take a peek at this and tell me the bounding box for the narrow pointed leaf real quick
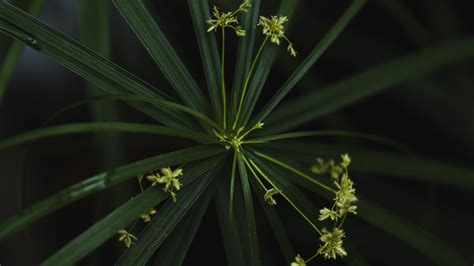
[152,171,216,266]
[0,0,45,101]
[265,38,474,133]
[42,158,219,266]
[0,122,216,151]
[113,0,209,115]
[215,175,246,266]
[264,141,474,190]
[0,1,195,129]
[249,162,296,264]
[187,0,222,122]
[230,0,261,118]
[237,152,261,266]
[0,145,224,240]
[238,0,300,128]
[115,163,220,265]
[250,0,367,125]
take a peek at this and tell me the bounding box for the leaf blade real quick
[0,145,224,240]
[42,158,220,266]
[113,0,209,115]
[0,122,216,151]
[250,0,367,125]
[0,1,195,129]
[265,38,474,133]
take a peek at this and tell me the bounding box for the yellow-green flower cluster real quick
[317,227,347,259]
[147,167,183,202]
[117,229,137,248]
[207,0,250,36]
[257,15,297,56]
[317,154,357,221]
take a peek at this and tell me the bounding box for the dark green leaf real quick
[0,145,224,240]
[237,152,261,266]
[187,0,222,122]
[250,0,367,125]
[115,162,221,265]
[42,158,220,266]
[0,1,195,129]
[113,0,209,115]
[265,38,474,134]
[237,0,300,128]
[0,122,217,151]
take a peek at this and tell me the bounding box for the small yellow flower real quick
[140,208,157,222]
[118,229,137,248]
[290,254,306,266]
[146,173,161,186]
[341,153,351,168]
[318,227,347,259]
[264,188,281,205]
[311,158,328,175]
[160,167,184,202]
[318,207,338,221]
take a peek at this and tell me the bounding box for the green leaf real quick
[247,130,410,152]
[187,0,222,123]
[0,145,224,240]
[250,0,367,126]
[0,122,217,151]
[230,0,261,119]
[356,197,467,266]
[113,0,209,115]
[44,94,223,132]
[42,158,220,266]
[115,162,221,265]
[249,162,296,264]
[265,38,474,134]
[237,0,300,128]
[152,169,216,266]
[0,1,195,129]
[237,153,261,266]
[264,141,474,190]
[0,0,45,102]
[214,174,246,266]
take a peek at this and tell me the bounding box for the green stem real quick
[221,28,227,129]
[254,151,334,192]
[305,251,320,264]
[233,37,269,130]
[248,158,322,235]
[241,151,268,191]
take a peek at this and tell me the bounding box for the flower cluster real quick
[291,254,306,266]
[317,227,347,259]
[117,229,137,248]
[147,167,183,201]
[207,0,250,36]
[311,158,343,180]
[258,15,297,56]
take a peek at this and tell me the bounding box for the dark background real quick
[0,0,473,265]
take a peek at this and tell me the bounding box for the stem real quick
[248,158,322,235]
[221,28,227,129]
[305,251,320,264]
[242,152,268,191]
[233,37,269,130]
[254,151,334,192]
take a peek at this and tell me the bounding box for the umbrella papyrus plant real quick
[0,0,473,265]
